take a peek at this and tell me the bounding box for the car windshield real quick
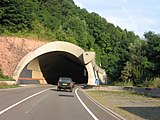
[59,77,72,83]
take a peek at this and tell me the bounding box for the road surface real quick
[0,85,123,120]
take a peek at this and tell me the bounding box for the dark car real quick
[57,77,74,92]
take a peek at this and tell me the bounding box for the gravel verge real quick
[86,90,160,120]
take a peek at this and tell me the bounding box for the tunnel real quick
[37,51,88,85]
[14,41,105,85]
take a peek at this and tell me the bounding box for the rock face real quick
[0,36,47,77]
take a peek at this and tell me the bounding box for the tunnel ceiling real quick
[38,51,88,85]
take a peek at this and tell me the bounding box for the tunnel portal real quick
[14,41,106,85]
[38,51,88,85]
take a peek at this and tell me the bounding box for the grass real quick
[87,90,160,120]
[0,78,15,81]
[0,70,14,81]
[0,82,19,89]
[108,80,134,87]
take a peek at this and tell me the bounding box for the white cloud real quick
[142,18,157,25]
[74,1,85,8]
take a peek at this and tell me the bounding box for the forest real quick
[0,0,159,87]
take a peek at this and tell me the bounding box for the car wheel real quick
[70,89,72,92]
[57,88,61,91]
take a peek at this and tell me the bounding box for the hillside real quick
[0,36,46,76]
[0,0,159,87]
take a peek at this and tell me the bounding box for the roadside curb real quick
[0,84,50,92]
[0,87,22,92]
[83,90,126,120]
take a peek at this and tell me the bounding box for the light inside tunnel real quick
[38,51,88,85]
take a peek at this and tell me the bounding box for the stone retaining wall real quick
[0,36,46,77]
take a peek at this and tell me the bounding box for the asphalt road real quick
[0,85,122,120]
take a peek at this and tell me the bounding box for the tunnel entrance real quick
[14,41,104,85]
[38,51,88,85]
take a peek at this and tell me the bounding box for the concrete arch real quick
[13,41,102,85]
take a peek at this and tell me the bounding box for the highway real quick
[0,85,122,120]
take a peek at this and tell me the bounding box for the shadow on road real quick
[50,88,58,91]
[58,94,74,97]
[119,106,160,120]
[50,88,75,97]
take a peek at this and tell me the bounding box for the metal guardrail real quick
[87,86,160,98]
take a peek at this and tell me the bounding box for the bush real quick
[111,80,133,86]
[143,77,160,88]
[0,69,8,79]
[0,69,13,81]
[151,77,160,88]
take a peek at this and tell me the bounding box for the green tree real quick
[121,61,132,82]
[126,38,153,84]
[0,0,142,84]
[0,0,34,32]
[144,31,160,77]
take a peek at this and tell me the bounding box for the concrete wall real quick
[0,81,16,85]
[0,36,46,77]
[27,58,47,84]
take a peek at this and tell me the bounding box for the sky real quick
[73,0,160,37]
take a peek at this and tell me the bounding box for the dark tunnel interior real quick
[38,51,88,85]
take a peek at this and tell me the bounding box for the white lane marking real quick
[25,94,48,114]
[84,92,126,120]
[75,88,99,120]
[0,88,51,115]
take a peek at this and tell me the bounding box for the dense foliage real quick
[0,0,159,87]
[121,32,160,87]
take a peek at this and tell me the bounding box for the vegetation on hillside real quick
[0,68,11,81]
[0,0,159,87]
